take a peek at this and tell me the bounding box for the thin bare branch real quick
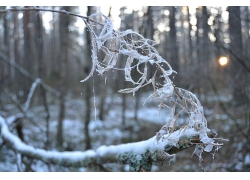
[0,7,103,26]
[0,51,60,97]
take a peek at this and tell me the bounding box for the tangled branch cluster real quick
[81,13,225,159]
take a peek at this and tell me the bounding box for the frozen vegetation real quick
[2,8,246,172]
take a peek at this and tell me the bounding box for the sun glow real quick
[219,56,228,66]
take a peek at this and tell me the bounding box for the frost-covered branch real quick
[0,77,45,120]
[0,115,219,171]
[77,12,226,158]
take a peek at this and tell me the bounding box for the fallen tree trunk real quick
[0,115,216,171]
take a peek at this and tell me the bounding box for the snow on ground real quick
[0,91,227,172]
[1,92,178,171]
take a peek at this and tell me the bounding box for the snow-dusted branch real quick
[0,115,218,171]
[24,78,42,112]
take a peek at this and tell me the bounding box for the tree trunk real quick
[22,9,33,104]
[134,92,140,121]
[187,7,193,64]
[201,6,210,77]
[169,6,180,86]
[57,6,70,149]
[83,6,93,150]
[3,9,10,89]
[145,6,156,80]
[34,10,51,150]
[98,91,105,121]
[195,7,202,99]
[228,6,248,105]
[13,11,22,102]
[122,93,126,126]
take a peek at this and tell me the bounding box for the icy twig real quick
[24,78,41,112]
[16,152,23,172]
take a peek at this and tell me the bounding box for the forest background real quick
[0,4,249,172]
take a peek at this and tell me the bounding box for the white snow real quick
[96,127,199,157]
[0,114,200,166]
[0,115,96,162]
[245,153,250,165]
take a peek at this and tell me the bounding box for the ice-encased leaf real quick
[80,40,97,82]
[88,13,114,49]
[149,60,154,65]
[200,134,214,144]
[193,145,204,157]
[204,144,213,152]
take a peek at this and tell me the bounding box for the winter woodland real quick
[0,6,249,172]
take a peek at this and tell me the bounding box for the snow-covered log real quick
[0,115,216,171]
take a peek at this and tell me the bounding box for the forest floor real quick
[0,90,241,172]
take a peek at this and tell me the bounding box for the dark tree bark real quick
[3,10,10,86]
[0,7,8,108]
[195,7,202,99]
[15,118,24,142]
[212,7,228,88]
[13,11,22,99]
[145,6,156,80]
[145,6,154,40]
[22,9,33,104]
[51,7,60,83]
[57,6,70,149]
[121,93,126,126]
[34,10,50,150]
[242,7,250,62]
[201,6,210,76]
[169,6,180,86]
[133,92,140,121]
[187,6,193,63]
[228,6,248,105]
[194,6,212,99]
[214,8,222,67]
[83,6,93,150]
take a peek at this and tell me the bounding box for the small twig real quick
[0,7,103,26]
[24,78,41,112]
[16,152,23,172]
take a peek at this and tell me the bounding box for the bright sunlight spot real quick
[219,56,228,66]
